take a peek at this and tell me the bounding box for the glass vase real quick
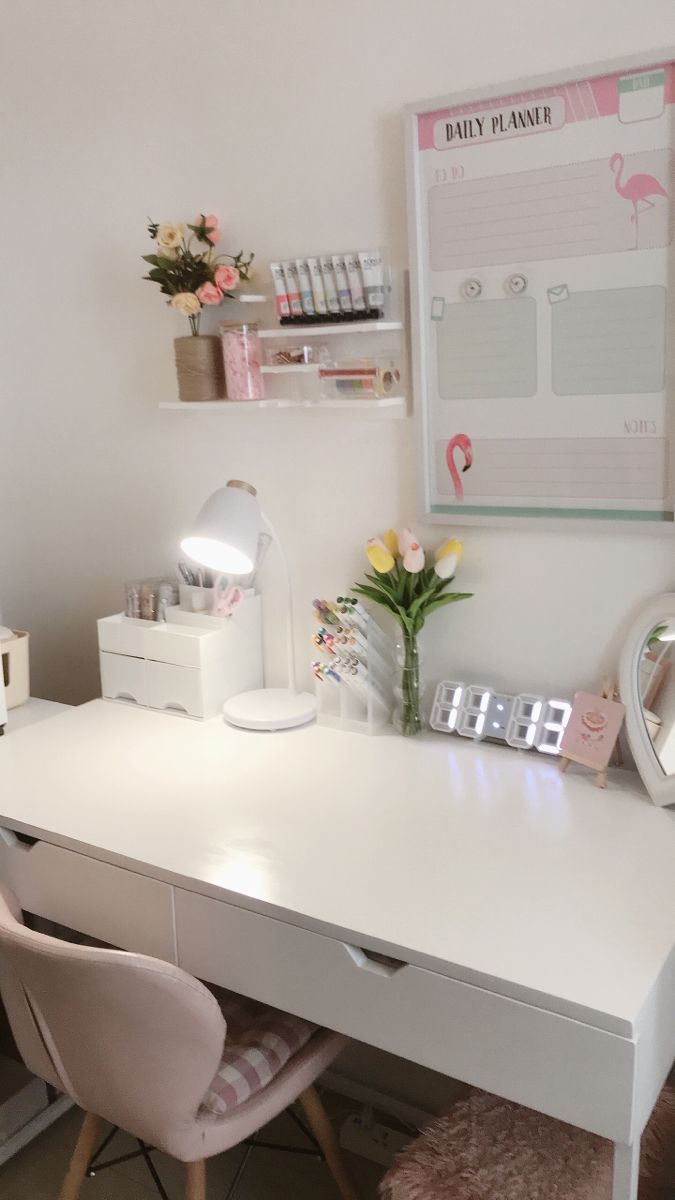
[393,633,423,737]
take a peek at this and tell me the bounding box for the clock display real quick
[431,682,572,756]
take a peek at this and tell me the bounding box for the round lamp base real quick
[222,688,317,731]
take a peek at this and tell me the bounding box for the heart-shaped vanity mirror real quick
[619,594,675,807]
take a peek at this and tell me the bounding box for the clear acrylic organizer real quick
[311,599,392,734]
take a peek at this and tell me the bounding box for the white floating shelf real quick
[258,321,403,338]
[159,396,406,414]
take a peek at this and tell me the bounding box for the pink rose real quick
[214,265,239,291]
[200,213,221,245]
[195,282,223,305]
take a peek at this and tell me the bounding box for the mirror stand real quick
[619,593,675,808]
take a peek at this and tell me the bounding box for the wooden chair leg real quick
[299,1086,360,1200]
[58,1111,104,1200]
[185,1159,207,1200]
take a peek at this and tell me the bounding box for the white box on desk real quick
[97,596,263,720]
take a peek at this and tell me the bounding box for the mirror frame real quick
[619,592,675,807]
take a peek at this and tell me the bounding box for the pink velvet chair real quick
[0,885,358,1200]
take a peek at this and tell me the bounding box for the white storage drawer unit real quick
[98,598,263,719]
[0,832,176,961]
[173,887,635,1144]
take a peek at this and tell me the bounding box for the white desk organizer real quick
[98,597,263,720]
[312,604,392,734]
[1,631,30,710]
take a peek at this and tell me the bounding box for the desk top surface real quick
[1,699,674,1035]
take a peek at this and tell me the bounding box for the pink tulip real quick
[215,265,240,291]
[403,542,425,573]
[196,282,223,305]
[398,527,417,556]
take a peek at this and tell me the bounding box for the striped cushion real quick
[200,987,318,1116]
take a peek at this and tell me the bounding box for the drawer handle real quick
[343,944,408,978]
[0,827,38,849]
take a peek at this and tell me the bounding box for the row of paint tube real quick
[270,251,386,324]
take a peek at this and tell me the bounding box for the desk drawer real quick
[175,888,635,1142]
[0,835,175,962]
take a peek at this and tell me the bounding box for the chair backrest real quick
[0,886,226,1150]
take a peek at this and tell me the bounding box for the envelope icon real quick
[547,283,569,304]
[431,296,445,321]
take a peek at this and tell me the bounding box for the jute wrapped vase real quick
[173,335,225,403]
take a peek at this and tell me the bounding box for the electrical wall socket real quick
[339,1111,412,1167]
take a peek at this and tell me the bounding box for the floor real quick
[0,1091,387,1200]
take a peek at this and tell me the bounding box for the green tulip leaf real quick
[421,592,473,619]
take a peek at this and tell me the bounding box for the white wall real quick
[1,0,674,705]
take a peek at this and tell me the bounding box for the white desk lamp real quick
[181,480,317,731]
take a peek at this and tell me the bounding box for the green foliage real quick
[353,559,472,635]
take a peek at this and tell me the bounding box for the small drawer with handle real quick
[99,651,148,706]
[146,660,204,718]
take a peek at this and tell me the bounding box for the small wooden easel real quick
[558,679,625,789]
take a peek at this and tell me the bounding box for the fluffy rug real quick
[380,1086,675,1200]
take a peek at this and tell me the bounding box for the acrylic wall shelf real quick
[258,320,403,338]
[159,396,406,415]
[159,317,407,414]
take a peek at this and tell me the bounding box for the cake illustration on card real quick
[560,690,626,772]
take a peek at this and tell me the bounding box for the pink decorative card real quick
[559,691,626,770]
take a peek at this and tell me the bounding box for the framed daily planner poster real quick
[406,52,675,524]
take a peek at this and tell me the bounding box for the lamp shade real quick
[181,480,260,575]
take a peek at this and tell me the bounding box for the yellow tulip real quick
[435,537,463,564]
[383,528,399,557]
[366,538,395,574]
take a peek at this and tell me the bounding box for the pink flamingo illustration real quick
[609,153,667,249]
[446,433,473,501]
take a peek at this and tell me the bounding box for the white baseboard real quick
[0,1095,73,1167]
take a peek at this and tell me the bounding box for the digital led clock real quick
[430,682,572,755]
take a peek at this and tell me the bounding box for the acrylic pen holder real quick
[311,600,392,734]
[98,596,263,720]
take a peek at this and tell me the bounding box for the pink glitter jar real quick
[220,322,265,401]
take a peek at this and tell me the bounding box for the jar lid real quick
[218,319,260,332]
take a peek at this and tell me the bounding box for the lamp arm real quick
[260,510,297,694]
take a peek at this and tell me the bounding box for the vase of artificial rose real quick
[354,528,472,736]
[143,214,254,402]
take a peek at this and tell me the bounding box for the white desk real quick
[1,699,674,1199]
[0,698,72,1165]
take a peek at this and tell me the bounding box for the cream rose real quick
[170,292,201,316]
[156,222,185,249]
